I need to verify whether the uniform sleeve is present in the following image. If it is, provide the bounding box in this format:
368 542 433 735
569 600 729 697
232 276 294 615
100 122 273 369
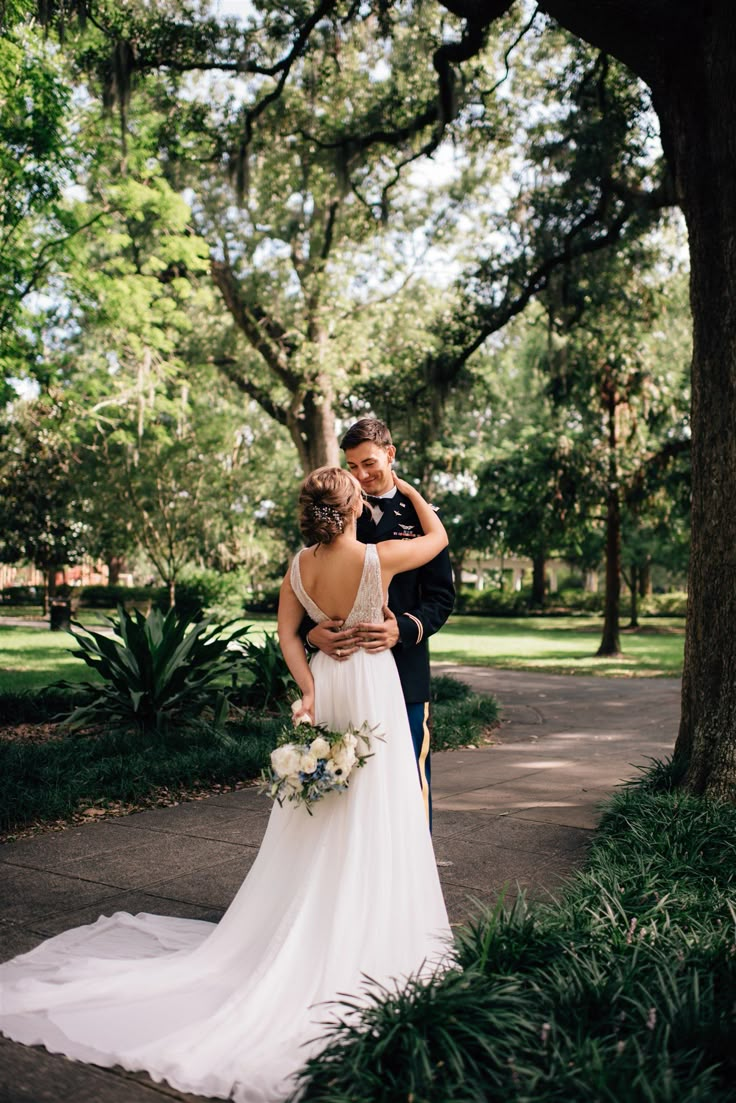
396 545 455 647
298 613 318 652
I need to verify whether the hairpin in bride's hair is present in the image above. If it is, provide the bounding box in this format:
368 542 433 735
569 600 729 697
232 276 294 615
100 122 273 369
313 504 344 531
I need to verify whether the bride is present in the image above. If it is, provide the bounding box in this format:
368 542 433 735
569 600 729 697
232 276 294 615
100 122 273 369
0 467 453 1103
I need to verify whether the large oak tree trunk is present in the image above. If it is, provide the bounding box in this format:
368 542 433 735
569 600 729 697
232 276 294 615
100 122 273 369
528 0 736 797
210 260 340 474
287 381 340 472
661 23 736 797
107 555 124 586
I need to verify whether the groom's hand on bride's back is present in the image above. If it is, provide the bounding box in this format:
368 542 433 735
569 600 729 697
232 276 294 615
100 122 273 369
306 619 359 661
353 605 400 653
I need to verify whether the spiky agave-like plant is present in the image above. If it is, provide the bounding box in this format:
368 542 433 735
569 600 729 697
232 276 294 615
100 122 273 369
57 604 251 737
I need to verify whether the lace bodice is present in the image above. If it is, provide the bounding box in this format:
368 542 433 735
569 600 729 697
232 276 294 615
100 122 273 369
291 542 385 627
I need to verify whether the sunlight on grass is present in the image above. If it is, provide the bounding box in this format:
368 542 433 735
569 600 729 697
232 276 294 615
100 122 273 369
0 618 279 693
430 616 684 677
0 614 682 693
0 628 92 691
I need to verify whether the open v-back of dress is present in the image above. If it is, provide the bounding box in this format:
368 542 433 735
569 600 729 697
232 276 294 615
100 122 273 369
0 543 452 1103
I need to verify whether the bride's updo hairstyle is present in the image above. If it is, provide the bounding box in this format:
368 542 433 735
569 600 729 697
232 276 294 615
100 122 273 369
299 466 362 546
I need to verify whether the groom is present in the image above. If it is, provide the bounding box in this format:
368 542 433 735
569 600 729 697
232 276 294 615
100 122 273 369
304 418 455 827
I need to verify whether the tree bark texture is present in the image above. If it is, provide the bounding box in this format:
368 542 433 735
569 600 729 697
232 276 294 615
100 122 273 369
531 553 546 607
210 260 339 474
628 563 639 629
657 12 736 798
596 376 621 656
516 0 736 792
288 386 341 472
107 555 124 586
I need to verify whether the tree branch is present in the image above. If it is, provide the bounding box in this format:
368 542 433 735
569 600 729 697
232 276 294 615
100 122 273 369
535 1 685 90
210 260 301 392
208 356 290 427
0 209 113 318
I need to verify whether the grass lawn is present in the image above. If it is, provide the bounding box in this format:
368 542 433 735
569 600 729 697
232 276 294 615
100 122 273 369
430 615 684 677
0 617 279 694
0 613 684 694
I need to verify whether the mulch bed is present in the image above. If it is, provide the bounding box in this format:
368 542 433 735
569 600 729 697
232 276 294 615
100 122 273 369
0 721 66 744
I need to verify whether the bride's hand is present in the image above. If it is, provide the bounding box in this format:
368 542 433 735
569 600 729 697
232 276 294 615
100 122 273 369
291 693 315 725
392 472 415 496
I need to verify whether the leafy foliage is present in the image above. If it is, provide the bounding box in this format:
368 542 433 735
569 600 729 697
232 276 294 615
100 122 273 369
58 604 250 737
430 674 472 704
0 716 280 837
432 691 500 751
0 399 94 579
0 22 76 398
230 631 296 713
0 673 498 832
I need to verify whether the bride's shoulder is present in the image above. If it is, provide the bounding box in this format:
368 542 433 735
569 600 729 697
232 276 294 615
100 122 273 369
293 545 318 561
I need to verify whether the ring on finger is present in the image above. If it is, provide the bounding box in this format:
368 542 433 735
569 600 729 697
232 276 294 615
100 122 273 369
336 648 343 657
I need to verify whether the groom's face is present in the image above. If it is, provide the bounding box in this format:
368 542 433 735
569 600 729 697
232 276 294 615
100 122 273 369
344 442 396 496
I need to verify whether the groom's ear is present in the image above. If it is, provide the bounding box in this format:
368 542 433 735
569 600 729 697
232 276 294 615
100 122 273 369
386 444 396 464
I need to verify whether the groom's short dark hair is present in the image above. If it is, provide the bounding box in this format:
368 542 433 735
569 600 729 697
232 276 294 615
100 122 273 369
340 417 393 452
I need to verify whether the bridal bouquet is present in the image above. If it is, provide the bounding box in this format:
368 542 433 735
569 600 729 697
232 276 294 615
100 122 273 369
260 703 380 814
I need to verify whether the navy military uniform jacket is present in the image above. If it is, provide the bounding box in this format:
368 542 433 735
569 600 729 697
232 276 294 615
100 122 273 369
356 489 455 704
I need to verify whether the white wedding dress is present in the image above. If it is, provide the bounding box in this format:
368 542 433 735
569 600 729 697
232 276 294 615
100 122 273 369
0 544 452 1102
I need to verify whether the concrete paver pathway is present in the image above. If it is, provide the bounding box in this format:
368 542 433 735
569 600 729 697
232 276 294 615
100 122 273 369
430 665 679 916
0 667 681 1102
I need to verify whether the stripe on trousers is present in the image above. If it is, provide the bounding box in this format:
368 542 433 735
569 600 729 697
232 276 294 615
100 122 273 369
417 700 431 825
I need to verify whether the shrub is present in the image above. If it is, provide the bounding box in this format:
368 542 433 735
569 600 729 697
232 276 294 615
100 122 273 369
550 587 605 613
78 584 161 609
230 632 296 712
0 688 90 725
0 716 281 836
1 585 42 605
56 605 250 738
641 591 688 617
173 569 236 619
430 675 472 704
456 587 531 616
432 692 499 750
243 585 281 614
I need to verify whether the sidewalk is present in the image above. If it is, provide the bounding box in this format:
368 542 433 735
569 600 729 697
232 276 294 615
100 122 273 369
0 668 681 1102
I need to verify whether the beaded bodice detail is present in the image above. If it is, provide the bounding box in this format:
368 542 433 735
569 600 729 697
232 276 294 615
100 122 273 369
291 543 384 628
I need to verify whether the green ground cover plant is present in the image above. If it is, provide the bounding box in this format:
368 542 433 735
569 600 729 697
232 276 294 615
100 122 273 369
294 760 736 1102
430 675 499 749
0 717 282 837
0 673 497 836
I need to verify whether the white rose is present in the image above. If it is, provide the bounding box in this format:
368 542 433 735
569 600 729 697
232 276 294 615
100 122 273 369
271 744 302 778
331 746 356 777
310 736 331 759
299 752 318 774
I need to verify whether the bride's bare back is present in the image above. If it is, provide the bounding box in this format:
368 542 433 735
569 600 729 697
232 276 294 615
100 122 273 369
297 542 369 622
